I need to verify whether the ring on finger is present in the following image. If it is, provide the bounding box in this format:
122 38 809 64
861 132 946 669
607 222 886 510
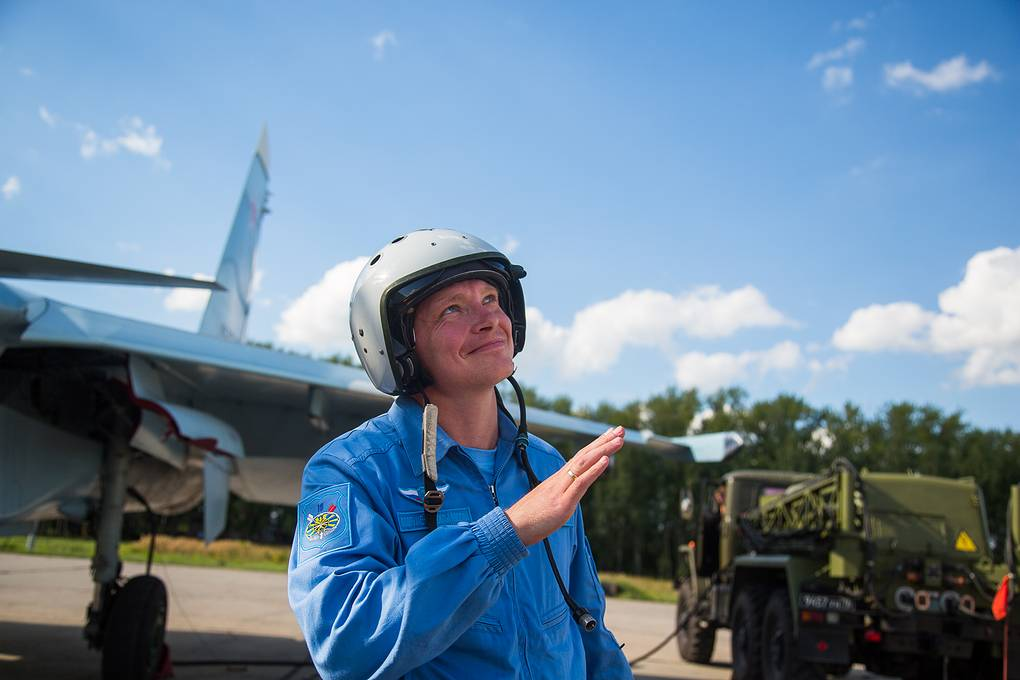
566 468 578 480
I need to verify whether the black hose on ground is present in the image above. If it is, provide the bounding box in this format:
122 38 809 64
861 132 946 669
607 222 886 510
627 623 680 668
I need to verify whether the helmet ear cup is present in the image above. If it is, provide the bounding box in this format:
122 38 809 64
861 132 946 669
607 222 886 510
397 354 416 383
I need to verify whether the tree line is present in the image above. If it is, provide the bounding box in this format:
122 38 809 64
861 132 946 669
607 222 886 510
516 384 1019 580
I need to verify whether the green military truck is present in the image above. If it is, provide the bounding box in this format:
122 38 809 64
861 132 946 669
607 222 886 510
675 460 1015 679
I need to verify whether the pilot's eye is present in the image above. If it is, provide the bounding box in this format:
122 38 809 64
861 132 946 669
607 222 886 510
483 293 498 304
441 304 460 316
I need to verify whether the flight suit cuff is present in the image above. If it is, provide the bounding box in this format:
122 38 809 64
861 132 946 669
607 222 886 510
471 507 527 576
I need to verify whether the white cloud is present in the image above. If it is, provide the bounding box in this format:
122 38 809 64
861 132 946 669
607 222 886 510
80 116 166 163
808 354 852 375
833 12 874 32
371 30 397 60
850 156 887 177
810 427 836 452
823 66 854 91
673 341 803 393
39 106 57 127
501 235 520 255
832 246 1020 386
163 273 214 312
517 285 792 379
252 268 265 295
832 302 935 352
3 176 21 200
807 38 865 70
274 257 370 354
19 67 35 78
884 54 995 94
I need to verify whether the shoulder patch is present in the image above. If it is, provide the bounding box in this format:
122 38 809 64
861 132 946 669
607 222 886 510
296 483 353 561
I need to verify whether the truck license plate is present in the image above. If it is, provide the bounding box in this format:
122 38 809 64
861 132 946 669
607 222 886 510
799 593 855 612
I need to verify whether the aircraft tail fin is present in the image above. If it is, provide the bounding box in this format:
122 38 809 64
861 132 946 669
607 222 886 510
199 127 271 342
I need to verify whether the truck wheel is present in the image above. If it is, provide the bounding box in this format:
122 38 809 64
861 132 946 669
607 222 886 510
100 575 168 680
676 580 715 664
761 589 824 680
731 587 767 680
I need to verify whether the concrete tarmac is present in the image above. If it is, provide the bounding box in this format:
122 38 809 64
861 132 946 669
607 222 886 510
0 553 884 679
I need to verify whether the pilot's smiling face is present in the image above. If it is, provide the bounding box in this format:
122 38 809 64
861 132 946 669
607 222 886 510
412 278 514 394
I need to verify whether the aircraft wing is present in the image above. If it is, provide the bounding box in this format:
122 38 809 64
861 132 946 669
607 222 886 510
0 249 225 290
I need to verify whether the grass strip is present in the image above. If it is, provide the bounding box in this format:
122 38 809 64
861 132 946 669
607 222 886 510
0 536 678 603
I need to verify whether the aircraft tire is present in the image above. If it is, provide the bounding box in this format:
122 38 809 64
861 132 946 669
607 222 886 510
101 575 168 680
676 580 715 664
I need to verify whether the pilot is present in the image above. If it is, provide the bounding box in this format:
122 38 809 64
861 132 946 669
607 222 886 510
288 229 631 679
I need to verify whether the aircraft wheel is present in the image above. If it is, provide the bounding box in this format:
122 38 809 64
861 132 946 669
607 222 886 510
101 575 168 680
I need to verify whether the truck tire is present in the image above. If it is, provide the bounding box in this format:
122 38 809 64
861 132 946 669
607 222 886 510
731 586 767 680
761 589 824 680
676 580 715 664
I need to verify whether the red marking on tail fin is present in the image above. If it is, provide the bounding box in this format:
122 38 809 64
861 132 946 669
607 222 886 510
328 504 336 513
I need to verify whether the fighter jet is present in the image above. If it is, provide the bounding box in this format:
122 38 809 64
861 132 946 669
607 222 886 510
0 130 742 678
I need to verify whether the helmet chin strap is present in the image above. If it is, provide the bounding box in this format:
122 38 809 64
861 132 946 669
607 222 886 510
499 374 597 633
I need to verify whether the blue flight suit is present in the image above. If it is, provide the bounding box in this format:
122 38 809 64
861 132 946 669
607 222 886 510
288 396 632 679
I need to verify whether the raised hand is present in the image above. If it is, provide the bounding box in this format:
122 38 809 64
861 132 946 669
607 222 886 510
505 426 625 546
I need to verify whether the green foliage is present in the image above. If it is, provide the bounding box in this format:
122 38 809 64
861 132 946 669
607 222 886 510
517 383 1020 579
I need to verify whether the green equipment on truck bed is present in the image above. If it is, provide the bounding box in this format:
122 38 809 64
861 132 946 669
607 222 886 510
676 459 1016 680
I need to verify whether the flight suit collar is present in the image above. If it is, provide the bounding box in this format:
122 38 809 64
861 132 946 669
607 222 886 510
388 395 518 478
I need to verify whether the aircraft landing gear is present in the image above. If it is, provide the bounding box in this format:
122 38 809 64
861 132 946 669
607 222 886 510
83 435 171 679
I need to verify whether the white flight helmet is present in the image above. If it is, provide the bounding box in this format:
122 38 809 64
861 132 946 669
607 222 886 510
349 229 527 395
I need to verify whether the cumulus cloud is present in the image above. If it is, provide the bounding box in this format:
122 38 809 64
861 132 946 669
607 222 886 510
274 257 370 354
808 354 852 375
673 341 803 393
832 246 1020 386
371 30 397 60
39 106 57 127
832 302 935 352
807 38 865 70
501 235 520 255
884 54 995 94
823 66 853 91
80 116 166 164
163 273 215 312
688 403 733 434
2 176 21 200
517 285 792 379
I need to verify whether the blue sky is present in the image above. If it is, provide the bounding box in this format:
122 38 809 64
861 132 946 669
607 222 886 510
2 2 1018 429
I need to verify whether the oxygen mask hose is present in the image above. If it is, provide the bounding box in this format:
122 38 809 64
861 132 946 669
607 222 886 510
502 375 596 632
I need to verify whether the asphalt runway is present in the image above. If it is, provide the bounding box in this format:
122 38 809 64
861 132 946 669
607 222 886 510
0 553 885 679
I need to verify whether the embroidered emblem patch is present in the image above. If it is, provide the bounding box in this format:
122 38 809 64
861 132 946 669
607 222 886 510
297 482 353 561
305 506 341 541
